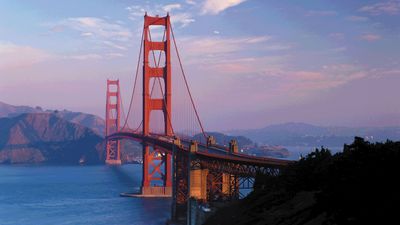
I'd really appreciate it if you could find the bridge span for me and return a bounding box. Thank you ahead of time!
[104,13,292,224]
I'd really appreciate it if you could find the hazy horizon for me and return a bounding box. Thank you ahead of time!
[1,0,399,130]
[2,99,400,132]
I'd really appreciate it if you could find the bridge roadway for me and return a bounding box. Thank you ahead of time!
[107,131,291,168]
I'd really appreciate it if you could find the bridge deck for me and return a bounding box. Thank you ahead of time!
[108,132,292,167]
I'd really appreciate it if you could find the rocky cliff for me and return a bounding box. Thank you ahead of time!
[0,113,104,164]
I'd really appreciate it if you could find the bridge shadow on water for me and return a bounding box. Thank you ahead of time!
[107,164,141,191]
[107,164,172,225]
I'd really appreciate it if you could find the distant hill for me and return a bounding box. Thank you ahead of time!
[0,113,104,164]
[0,101,41,117]
[0,101,105,136]
[192,132,290,158]
[54,110,105,136]
[229,122,400,147]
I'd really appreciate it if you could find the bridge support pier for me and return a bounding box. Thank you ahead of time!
[141,143,172,196]
[172,144,189,222]
[190,169,208,200]
[221,140,240,199]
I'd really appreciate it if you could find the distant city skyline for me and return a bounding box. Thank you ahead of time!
[1,0,399,130]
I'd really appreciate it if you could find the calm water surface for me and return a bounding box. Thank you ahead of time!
[0,147,345,224]
[0,164,171,225]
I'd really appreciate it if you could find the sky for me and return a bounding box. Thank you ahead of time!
[0,0,400,131]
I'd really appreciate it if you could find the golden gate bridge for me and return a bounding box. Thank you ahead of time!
[104,13,291,224]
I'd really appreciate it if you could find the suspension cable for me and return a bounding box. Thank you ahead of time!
[119,91,127,130]
[134,120,143,133]
[170,24,207,140]
[122,26,145,130]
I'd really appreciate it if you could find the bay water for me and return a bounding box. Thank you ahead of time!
[0,164,171,225]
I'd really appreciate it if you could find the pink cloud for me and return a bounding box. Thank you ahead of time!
[179,35,274,65]
[195,60,370,118]
[212,62,252,74]
[292,71,324,80]
[0,42,52,70]
[279,68,367,95]
[359,1,400,15]
[360,34,382,41]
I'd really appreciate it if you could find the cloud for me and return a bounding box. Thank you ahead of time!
[195,60,370,115]
[172,13,196,27]
[186,0,197,5]
[201,0,247,15]
[50,25,64,33]
[215,61,366,93]
[102,41,128,50]
[62,17,132,42]
[0,42,52,70]
[295,64,367,91]
[245,64,367,98]
[68,54,103,60]
[346,15,369,22]
[81,32,93,37]
[262,44,292,51]
[126,3,195,28]
[245,36,272,43]
[208,56,287,75]
[305,10,337,16]
[47,17,132,54]
[106,53,125,58]
[179,35,272,63]
[163,4,182,12]
[126,5,146,18]
[359,1,400,15]
[176,35,294,83]
[360,34,382,41]
[281,70,366,94]
[67,52,124,60]
[177,34,368,101]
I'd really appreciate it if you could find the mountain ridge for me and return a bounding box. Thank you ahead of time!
[0,101,105,136]
[0,113,104,164]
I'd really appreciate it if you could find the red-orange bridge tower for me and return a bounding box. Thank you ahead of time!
[142,14,172,194]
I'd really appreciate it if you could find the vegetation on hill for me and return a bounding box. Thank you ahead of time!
[205,137,400,225]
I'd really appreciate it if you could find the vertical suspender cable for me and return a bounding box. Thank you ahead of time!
[122,26,145,130]
[170,24,207,140]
